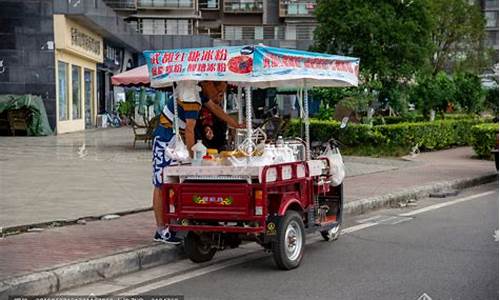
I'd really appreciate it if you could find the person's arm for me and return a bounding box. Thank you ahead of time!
[204,99,243,128]
[184,118,196,157]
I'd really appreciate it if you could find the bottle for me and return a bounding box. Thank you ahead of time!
[283,142,295,162]
[191,140,207,166]
[276,136,285,148]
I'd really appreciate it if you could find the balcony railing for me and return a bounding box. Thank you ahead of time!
[102,0,137,10]
[137,0,195,9]
[199,0,220,9]
[279,0,316,17]
[223,0,263,13]
[484,0,499,10]
[223,25,316,40]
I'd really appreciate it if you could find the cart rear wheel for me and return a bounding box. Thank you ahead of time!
[184,232,216,263]
[321,223,341,241]
[272,210,305,270]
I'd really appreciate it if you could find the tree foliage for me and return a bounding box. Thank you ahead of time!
[411,72,455,117]
[429,0,487,74]
[313,0,433,83]
[453,72,485,113]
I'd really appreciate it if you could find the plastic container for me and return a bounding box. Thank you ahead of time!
[207,148,219,157]
[191,140,207,166]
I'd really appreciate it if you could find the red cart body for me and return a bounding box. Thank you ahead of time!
[162,159,343,269]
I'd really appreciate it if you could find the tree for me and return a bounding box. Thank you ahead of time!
[412,72,456,118]
[453,72,485,113]
[484,87,499,115]
[313,0,433,86]
[429,0,487,74]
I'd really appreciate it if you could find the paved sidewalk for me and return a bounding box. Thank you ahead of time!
[345,147,497,202]
[0,128,151,228]
[0,143,497,283]
[0,127,412,229]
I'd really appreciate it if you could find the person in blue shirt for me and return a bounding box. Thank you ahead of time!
[152,81,243,244]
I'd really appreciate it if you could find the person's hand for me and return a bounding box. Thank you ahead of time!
[235,123,246,129]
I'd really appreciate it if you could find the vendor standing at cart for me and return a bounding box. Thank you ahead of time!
[152,80,243,244]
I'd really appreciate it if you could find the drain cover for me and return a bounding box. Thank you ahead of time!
[429,190,460,198]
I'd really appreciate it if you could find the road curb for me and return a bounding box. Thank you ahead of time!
[0,245,185,300]
[1,173,497,299]
[344,173,498,215]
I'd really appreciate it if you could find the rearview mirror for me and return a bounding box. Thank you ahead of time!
[340,117,349,129]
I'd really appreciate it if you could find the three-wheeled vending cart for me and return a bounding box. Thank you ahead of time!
[144,45,359,270]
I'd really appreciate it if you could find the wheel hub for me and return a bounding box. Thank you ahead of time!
[285,220,302,261]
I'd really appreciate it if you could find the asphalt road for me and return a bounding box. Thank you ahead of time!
[145,184,499,300]
[62,183,499,300]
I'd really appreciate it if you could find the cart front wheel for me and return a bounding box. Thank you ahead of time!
[321,223,341,241]
[272,210,305,270]
[184,232,216,263]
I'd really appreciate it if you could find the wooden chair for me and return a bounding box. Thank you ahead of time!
[131,115,159,148]
[7,109,30,136]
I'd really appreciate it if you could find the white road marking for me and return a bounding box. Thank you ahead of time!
[356,215,385,223]
[341,222,378,234]
[120,252,267,295]
[399,191,495,217]
[390,217,413,225]
[67,190,496,295]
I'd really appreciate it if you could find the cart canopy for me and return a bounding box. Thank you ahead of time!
[143,45,359,89]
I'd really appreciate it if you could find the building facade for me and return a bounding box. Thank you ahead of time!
[103,0,317,50]
[480,0,499,62]
[0,0,148,133]
[0,0,317,134]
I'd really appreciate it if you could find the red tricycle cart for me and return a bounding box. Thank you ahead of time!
[144,45,359,269]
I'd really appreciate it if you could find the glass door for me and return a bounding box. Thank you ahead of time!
[84,69,95,129]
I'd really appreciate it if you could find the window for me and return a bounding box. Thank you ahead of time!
[153,19,166,34]
[199,0,218,9]
[141,19,154,34]
[139,19,191,35]
[137,0,193,8]
[84,69,94,128]
[285,25,296,40]
[255,26,263,39]
[167,19,190,35]
[224,26,242,39]
[138,0,153,6]
[72,66,82,120]
[485,11,498,28]
[58,61,69,121]
[198,26,222,38]
[166,19,178,35]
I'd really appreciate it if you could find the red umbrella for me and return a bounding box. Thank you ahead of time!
[111,65,150,86]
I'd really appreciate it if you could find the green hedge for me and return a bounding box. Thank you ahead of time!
[286,118,493,156]
[471,123,499,159]
[370,113,488,126]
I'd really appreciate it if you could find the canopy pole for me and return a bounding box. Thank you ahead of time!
[237,85,243,123]
[245,86,252,144]
[223,90,227,113]
[171,83,179,135]
[298,88,303,140]
[303,83,311,160]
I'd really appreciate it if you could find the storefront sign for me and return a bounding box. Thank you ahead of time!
[70,27,101,57]
[54,15,103,63]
